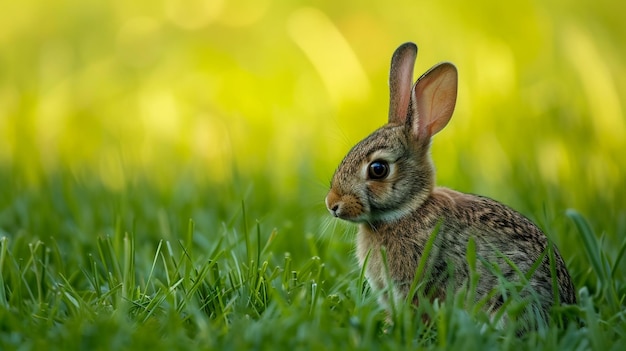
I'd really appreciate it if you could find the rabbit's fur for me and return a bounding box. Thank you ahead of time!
[325,42,575,328]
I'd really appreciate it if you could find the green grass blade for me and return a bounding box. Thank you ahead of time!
[406,220,442,305]
[566,209,605,282]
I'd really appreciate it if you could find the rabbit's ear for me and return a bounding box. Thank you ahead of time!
[388,42,418,124]
[409,62,457,141]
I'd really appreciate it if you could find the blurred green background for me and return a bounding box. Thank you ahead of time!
[2,0,624,239]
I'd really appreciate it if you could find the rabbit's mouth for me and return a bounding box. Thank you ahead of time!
[325,190,369,222]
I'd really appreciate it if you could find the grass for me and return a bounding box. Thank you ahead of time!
[1,166,625,351]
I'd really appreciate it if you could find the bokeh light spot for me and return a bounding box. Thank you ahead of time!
[288,7,370,104]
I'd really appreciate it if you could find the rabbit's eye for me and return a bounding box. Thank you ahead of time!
[368,160,389,180]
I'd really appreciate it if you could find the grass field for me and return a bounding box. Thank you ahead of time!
[2,0,625,350]
[1,169,624,350]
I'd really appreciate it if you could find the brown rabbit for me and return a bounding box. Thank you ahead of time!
[325,42,576,329]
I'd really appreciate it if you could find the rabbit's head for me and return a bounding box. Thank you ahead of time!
[325,42,458,223]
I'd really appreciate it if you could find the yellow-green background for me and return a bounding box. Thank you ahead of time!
[2,0,624,214]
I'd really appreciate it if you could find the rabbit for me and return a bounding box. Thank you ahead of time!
[325,42,576,330]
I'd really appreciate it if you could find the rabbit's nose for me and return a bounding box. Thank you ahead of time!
[325,190,342,217]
